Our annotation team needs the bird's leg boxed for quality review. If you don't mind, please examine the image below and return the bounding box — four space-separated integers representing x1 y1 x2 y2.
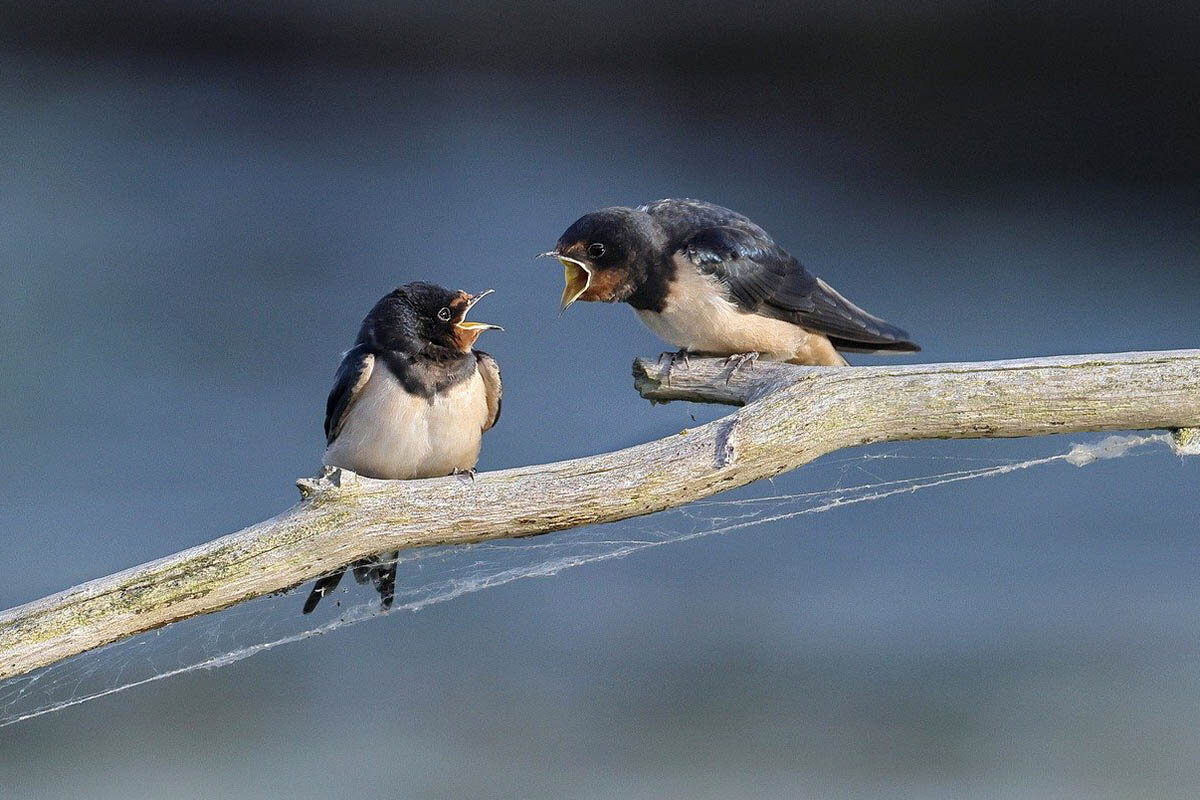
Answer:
656 348 692 386
722 351 760 384
452 466 477 483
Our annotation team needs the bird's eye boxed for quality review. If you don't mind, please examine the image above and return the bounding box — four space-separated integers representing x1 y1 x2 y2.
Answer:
437 307 451 321
586 242 606 259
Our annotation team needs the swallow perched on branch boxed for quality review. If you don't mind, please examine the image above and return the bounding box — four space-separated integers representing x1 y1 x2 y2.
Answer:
545 198 919 370
303 282 503 613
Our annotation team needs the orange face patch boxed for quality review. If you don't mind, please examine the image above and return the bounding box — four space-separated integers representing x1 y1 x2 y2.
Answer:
558 240 587 259
580 266 628 302
448 290 501 350
452 325 483 351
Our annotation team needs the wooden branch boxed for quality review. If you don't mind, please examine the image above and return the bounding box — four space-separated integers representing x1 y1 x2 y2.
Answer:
1 349 1198 681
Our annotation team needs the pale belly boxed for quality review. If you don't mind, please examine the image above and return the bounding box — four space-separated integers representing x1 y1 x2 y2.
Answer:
634 266 846 365
323 368 489 480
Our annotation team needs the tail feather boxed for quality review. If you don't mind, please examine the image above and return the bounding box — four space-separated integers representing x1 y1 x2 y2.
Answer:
828 335 921 354
302 552 400 613
352 562 373 584
302 569 346 614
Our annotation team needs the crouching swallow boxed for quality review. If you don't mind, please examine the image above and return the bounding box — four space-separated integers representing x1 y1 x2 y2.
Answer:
302 282 503 613
545 198 919 370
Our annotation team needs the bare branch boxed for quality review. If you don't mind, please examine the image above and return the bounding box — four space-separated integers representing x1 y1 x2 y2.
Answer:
1 349 1198 681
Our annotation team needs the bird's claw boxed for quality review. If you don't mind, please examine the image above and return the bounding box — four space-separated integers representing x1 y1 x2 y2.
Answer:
722 352 760 384
657 349 692 386
452 467 477 483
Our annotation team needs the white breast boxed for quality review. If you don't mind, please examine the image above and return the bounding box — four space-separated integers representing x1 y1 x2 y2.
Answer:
323 366 489 480
634 258 845 364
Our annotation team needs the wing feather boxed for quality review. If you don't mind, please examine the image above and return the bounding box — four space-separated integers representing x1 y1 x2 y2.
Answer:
680 223 919 352
474 351 503 432
323 346 375 445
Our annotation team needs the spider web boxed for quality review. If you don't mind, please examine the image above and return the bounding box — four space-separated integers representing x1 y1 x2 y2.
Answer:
0 432 1191 729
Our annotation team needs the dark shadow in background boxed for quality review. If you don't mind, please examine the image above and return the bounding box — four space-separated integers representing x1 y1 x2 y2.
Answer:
5 1 1198 185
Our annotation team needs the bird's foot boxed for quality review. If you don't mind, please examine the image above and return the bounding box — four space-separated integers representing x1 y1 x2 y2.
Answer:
722 351 760 384
452 467 477 483
656 349 692 386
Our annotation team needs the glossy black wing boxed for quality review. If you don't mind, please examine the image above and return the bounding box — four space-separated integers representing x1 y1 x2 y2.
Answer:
681 224 920 352
474 350 503 432
323 345 375 445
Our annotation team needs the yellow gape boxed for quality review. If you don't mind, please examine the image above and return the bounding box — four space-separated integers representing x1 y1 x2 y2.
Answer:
557 254 592 311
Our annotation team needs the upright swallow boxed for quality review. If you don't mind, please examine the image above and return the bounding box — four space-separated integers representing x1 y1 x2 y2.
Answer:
545 198 919 368
303 282 503 613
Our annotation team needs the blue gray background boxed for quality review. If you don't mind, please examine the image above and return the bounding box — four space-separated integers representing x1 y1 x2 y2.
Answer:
1 2 1198 798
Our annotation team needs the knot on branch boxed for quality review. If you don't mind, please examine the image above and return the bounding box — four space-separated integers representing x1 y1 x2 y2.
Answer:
714 418 740 468
633 356 813 406
296 465 361 499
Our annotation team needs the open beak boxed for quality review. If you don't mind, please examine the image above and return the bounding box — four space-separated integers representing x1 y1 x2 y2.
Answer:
538 250 592 311
455 289 503 332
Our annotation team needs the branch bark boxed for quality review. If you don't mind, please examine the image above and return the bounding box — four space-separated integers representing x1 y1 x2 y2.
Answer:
1 349 1198 681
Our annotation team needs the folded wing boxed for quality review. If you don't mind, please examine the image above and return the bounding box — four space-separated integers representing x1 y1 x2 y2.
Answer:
324 346 375 445
475 351 503 432
682 224 920 353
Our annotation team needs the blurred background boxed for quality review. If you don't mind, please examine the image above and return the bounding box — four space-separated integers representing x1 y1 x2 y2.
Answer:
1 1 1198 797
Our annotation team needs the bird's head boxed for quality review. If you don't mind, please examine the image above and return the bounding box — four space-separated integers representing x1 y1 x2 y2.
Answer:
541 207 657 311
368 282 502 353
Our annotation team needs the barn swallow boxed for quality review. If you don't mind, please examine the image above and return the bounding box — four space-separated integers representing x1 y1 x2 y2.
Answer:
544 198 919 369
303 282 503 614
